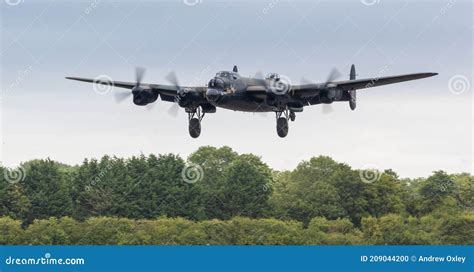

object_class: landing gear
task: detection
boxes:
[277,117,288,137]
[187,107,204,138]
[289,111,296,122]
[189,118,201,138]
[349,90,356,110]
[275,109,293,138]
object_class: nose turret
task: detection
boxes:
[206,88,224,102]
[208,77,226,89]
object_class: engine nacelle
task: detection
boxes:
[177,88,206,108]
[132,88,158,106]
[201,103,217,113]
[320,88,343,103]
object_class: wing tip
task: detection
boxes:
[417,72,438,78]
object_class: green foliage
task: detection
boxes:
[360,213,473,245]
[189,147,272,220]
[2,214,469,245]
[26,218,70,245]
[227,217,304,245]
[306,217,363,245]
[439,213,474,244]
[0,217,24,244]
[0,146,472,245]
[271,157,348,224]
[21,159,73,224]
[419,171,459,214]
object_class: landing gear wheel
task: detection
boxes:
[189,118,201,138]
[276,117,289,138]
[187,107,205,138]
[349,100,356,111]
[289,111,296,122]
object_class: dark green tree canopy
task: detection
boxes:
[0,147,472,237]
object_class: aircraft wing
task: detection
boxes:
[65,76,201,101]
[290,72,438,98]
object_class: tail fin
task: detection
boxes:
[350,64,356,80]
[349,64,356,110]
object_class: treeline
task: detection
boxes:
[0,146,473,244]
[1,214,472,245]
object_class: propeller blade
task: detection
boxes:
[322,104,334,114]
[325,68,341,84]
[146,102,156,111]
[114,91,132,103]
[166,71,180,88]
[135,67,146,85]
[167,103,179,117]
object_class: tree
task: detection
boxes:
[363,170,404,218]
[189,146,238,219]
[306,217,363,245]
[220,154,273,219]
[419,171,459,214]
[439,213,474,244]
[271,156,348,224]
[0,217,25,244]
[144,154,205,220]
[21,159,72,223]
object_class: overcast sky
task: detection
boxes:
[1,0,472,178]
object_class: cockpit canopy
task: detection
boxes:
[265,73,280,81]
[216,71,239,80]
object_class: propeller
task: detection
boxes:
[113,67,146,104]
[135,67,145,85]
[145,71,181,115]
[114,91,132,103]
[165,71,183,118]
[322,104,334,114]
[324,68,341,87]
[166,71,180,88]
[322,68,341,114]
[167,104,180,117]
[302,68,341,114]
